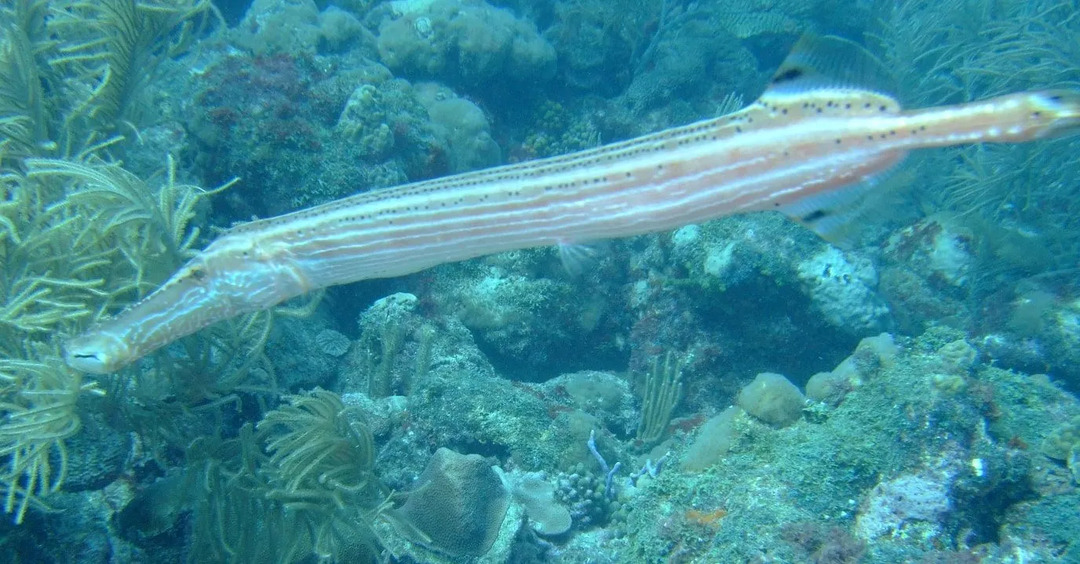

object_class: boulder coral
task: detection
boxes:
[414,83,502,172]
[737,372,805,428]
[376,0,556,92]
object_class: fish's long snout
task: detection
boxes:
[1033,90,1080,138]
[63,331,130,374]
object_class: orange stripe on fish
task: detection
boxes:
[63,36,1080,373]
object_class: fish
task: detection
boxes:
[62,36,1080,374]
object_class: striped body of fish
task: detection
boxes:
[63,37,1080,373]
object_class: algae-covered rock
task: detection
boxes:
[1042,416,1080,462]
[855,474,951,541]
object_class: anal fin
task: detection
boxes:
[778,161,910,247]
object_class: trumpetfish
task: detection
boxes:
[63,36,1080,374]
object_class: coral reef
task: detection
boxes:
[515,100,601,160]
[427,251,624,379]
[4,1,1080,563]
[413,82,502,172]
[553,463,618,530]
[627,212,887,404]
[190,52,439,217]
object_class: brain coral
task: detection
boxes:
[376,0,556,90]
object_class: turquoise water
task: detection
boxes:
[1,0,1080,562]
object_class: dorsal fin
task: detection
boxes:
[769,35,897,95]
[754,34,902,118]
[754,35,909,245]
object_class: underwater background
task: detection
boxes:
[2,0,1080,562]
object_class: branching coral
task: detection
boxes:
[260,389,383,558]
[0,17,49,162]
[636,352,684,444]
[1,0,215,160]
[0,353,94,524]
[187,390,386,562]
[259,388,378,502]
[0,148,242,527]
[0,154,221,523]
[47,0,215,144]
[0,0,276,532]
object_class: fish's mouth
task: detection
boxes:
[63,331,130,374]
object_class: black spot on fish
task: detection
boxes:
[773,67,804,84]
[802,209,828,223]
